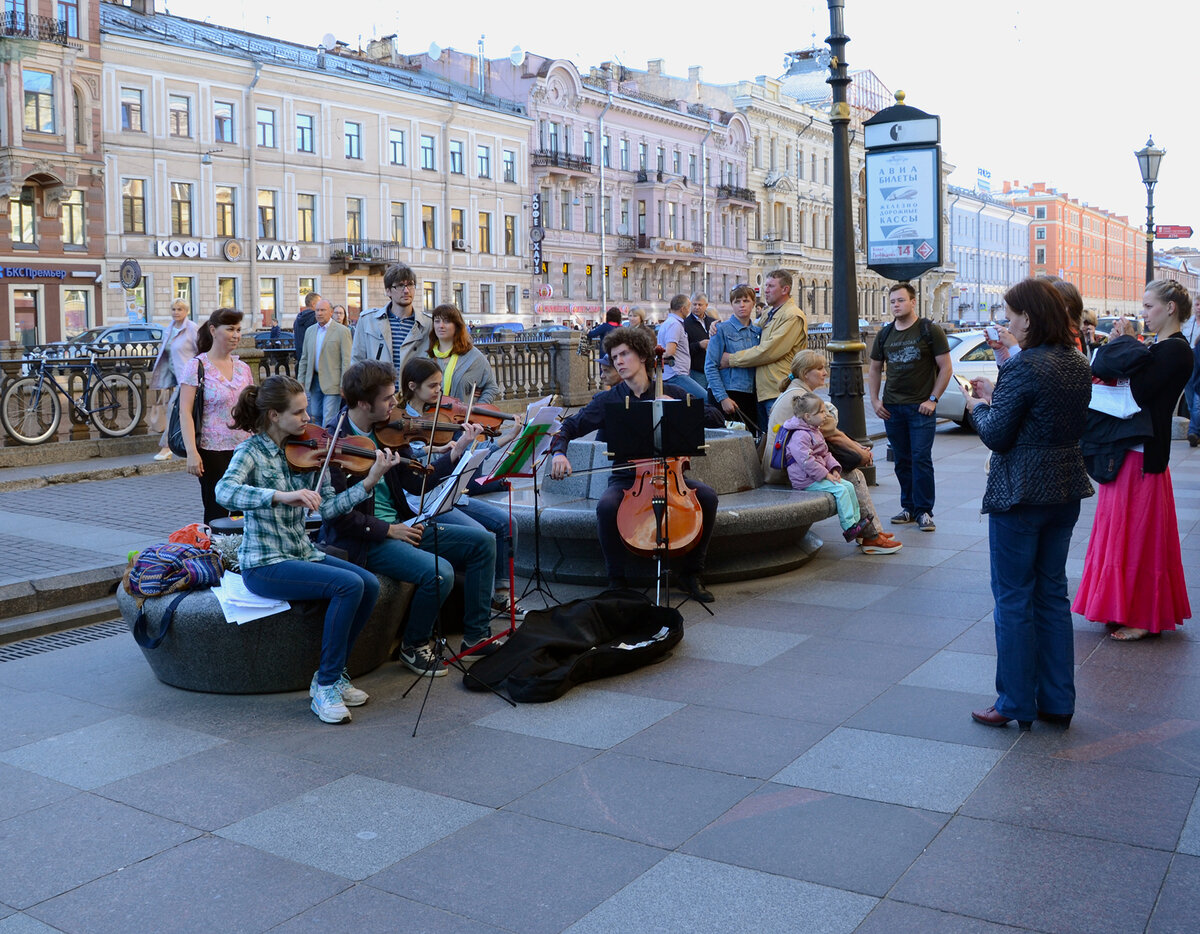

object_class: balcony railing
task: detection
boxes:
[716,184,756,203]
[328,239,400,270]
[531,150,593,173]
[2,12,74,46]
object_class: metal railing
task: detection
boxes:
[329,239,401,265]
[716,184,756,203]
[531,150,593,173]
[1,12,73,45]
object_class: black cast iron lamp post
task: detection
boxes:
[1135,136,1164,286]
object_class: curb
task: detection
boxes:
[0,456,186,493]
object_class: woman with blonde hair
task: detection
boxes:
[149,298,198,460]
[762,349,901,554]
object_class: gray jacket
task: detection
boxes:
[433,346,499,404]
[350,303,430,377]
[972,344,1094,514]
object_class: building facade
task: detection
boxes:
[100,1,530,332]
[1,0,106,346]
[1000,180,1142,315]
[412,51,754,325]
[946,185,1032,322]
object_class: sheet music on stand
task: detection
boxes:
[483,405,562,482]
[406,448,489,525]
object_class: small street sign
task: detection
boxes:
[1155,225,1193,239]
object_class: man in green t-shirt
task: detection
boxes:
[867,282,953,532]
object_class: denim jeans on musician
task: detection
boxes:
[988,500,1081,721]
[364,520,494,646]
[595,474,718,581]
[883,403,936,515]
[240,554,380,686]
[439,498,514,590]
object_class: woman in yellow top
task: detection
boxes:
[426,304,500,405]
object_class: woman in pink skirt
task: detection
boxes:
[1073,279,1193,640]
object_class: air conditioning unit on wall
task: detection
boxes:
[452,238,468,251]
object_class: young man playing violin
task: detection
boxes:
[549,326,722,602]
[320,360,499,674]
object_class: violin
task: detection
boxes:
[614,347,704,557]
[285,425,429,476]
[373,412,459,449]
[422,395,518,438]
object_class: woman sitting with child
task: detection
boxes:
[782,394,874,543]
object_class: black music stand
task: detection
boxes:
[603,397,710,612]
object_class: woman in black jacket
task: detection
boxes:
[1073,279,1193,641]
[964,278,1094,730]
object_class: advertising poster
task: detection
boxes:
[865,146,940,276]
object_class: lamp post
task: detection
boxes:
[1135,136,1165,285]
[825,0,868,452]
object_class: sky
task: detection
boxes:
[167,0,1199,248]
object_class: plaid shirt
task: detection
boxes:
[216,433,370,569]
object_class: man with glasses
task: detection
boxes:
[351,264,430,388]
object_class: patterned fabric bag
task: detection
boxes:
[123,543,224,649]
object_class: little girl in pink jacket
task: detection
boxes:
[784,394,873,541]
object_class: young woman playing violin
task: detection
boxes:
[215,375,403,725]
[400,357,525,618]
[320,360,499,671]
[549,326,722,602]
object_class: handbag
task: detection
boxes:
[828,440,863,473]
[167,357,205,457]
[1088,379,1140,420]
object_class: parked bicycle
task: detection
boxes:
[1,345,143,444]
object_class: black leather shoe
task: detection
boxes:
[1036,710,1073,727]
[1189,434,1199,448]
[679,574,715,603]
[971,705,1032,731]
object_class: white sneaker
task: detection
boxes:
[310,683,351,723]
[309,670,369,707]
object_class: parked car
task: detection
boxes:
[471,322,525,342]
[251,329,294,350]
[69,323,163,347]
[933,330,1000,428]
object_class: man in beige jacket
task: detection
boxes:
[720,268,807,431]
[298,297,353,428]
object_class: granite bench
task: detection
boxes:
[485,429,837,585]
[117,574,416,694]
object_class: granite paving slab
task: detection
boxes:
[0,691,119,754]
[271,884,509,934]
[354,725,596,808]
[1017,712,1200,778]
[834,610,972,650]
[960,751,1198,849]
[862,584,997,620]
[474,686,683,748]
[584,655,755,705]
[681,783,946,896]
[1180,786,1200,856]
[844,685,1022,750]
[0,793,198,909]
[370,811,664,934]
[217,774,489,881]
[901,649,997,693]
[675,621,809,666]
[94,741,346,831]
[0,915,62,934]
[613,704,829,779]
[762,635,935,683]
[0,713,225,790]
[853,899,1027,933]
[891,815,1171,934]
[0,763,77,823]
[1147,853,1200,934]
[564,852,876,934]
[26,836,348,934]
[506,751,759,848]
[773,728,1003,812]
[703,665,889,724]
[754,578,897,610]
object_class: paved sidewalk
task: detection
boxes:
[1,429,1199,932]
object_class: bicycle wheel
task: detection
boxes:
[89,372,143,437]
[1,376,61,444]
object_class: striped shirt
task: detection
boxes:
[215,433,370,569]
[388,310,416,382]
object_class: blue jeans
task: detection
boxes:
[364,521,494,646]
[664,373,708,400]
[241,554,380,686]
[307,377,340,431]
[989,500,1081,721]
[884,403,936,515]
[439,498,513,590]
[1186,342,1200,436]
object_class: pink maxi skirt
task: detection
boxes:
[1072,451,1190,631]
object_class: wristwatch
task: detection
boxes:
[928,395,938,403]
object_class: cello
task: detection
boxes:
[614,348,704,558]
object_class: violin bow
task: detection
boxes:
[313,411,348,500]
[416,386,442,519]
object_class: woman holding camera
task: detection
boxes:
[964,278,1094,730]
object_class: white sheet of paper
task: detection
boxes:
[211,571,291,625]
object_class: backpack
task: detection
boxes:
[877,316,935,353]
[123,543,225,649]
[769,424,797,471]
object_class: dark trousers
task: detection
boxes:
[198,448,234,524]
[989,501,1081,721]
[596,472,718,582]
[725,390,759,434]
[883,403,936,515]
